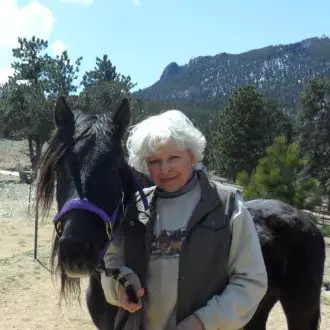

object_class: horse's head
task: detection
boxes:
[36,96,142,298]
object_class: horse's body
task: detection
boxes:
[36,96,325,330]
[244,199,325,329]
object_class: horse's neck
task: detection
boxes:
[120,164,153,206]
[130,167,153,188]
[119,164,139,202]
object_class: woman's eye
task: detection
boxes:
[148,160,159,164]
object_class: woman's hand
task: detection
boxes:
[117,284,145,313]
[176,314,204,330]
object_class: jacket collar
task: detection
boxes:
[135,170,223,232]
[186,170,223,233]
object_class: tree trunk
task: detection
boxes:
[28,135,43,175]
[28,136,35,168]
[35,136,42,169]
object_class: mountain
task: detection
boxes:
[134,36,330,111]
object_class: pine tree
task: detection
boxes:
[236,136,321,209]
[206,86,292,180]
[296,78,330,210]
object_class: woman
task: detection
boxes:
[101,109,268,330]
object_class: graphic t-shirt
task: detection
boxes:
[144,174,201,330]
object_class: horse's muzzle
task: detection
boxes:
[58,237,98,277]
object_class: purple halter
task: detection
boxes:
[53,172,149,261]
[54,198,121,226]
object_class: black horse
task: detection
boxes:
[244,199,325,329]
[36,96,325,330]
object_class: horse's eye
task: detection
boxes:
[55,222,63,236]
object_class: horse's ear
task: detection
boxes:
[112,97,131,137]
[54,96,74,127]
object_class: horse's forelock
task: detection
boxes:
[36,112,114,215]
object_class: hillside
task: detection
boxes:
[134,36,330,111]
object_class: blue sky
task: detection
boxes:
[0,0,329,90]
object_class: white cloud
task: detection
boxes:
[133,0,141,7]
[0,1,55,84]
[0,66,14,84]
[51,40,68,56]
[60,0,95,5]
[0,0,54,48]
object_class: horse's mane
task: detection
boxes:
[36,112,113,216]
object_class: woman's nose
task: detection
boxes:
[160,160,169,173]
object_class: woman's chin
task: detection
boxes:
[159,180,180,192]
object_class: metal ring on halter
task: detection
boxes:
[105,222,113,240]
[55,221,62,237]
[105,191,124,241]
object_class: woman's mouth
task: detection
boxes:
[161,176,178,182]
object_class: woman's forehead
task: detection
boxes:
[148,143,186,157]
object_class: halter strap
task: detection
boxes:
[53,198,120,225]
[130,169,149,211]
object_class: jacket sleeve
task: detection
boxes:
[101,236,141,306]
[194,194,268,330]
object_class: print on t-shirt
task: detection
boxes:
[151,228,186,259]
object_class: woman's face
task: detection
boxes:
[146,143,195,192]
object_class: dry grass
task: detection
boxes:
[0,139,30,171]
[0,142,329,329]
[0,180,93,329]
[0,179,329,329]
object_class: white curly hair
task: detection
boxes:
[126,109,206,174]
